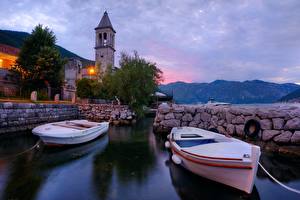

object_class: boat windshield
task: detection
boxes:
[175,139,217,148]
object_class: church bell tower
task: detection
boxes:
[95,11,115,75]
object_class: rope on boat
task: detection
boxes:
[258,162,300,194]
[0,139,42,160]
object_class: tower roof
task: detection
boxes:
[95,11,116,33]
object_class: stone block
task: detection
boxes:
[235,125,244,136]
[200,112,211,122]
[30,91,37,102]
[174,113,183,120]
[54,94,60,102]
[291,131,300,144]
[232,115,245,125]
[182,113,193,122]
[189,121,199,127]
[217,126,226,134]
[273,131,292,144]
[226,124,235,135]
[158,103,170,114]
[185,106,196,115]
[260,119,272,130]
[161,119,180,128]
[225,112,235,124]
[272,118,285,130]
[262,130,280,141]
[173,105,185,113]
[165,113,175,120]
[284,118,300,130]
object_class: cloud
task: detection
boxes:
[0,0,299,83]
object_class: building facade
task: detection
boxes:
[0,44,19,96]
[95,11,116,76]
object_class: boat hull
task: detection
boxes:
[33,121,109,146]
[171,144,260,194]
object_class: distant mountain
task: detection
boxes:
[0,29,94,66]
[279,88,300,102]
[159,80,300,104]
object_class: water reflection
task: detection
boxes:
[0,118,299,200]
[0,135,108,200]
[93,120,156,199]
[257,153,300,182]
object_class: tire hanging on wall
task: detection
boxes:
[244,119,261,138]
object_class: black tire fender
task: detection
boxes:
[244,119,261,138]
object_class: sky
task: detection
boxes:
[0,0,299,84]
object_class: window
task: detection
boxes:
[103,33,107,40]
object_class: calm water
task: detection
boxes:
[0,118,300,200]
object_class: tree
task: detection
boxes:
[112,51,163,115]
[76,78,104,99]
[11,24,65,92]
[76,78,93,98]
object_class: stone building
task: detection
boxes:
[95,11,116,75]
[62,58,82,100]
[0,44,19,96]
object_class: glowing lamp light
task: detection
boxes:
[0,59,3,68]
[89,67,95,75]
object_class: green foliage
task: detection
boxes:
[76,78,105,99]
[76,78,93,98]
[76,52,163,116]
[112,51,163,115]
[10,24,66,90]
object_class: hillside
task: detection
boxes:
[159,80,300,104]
[279,88,300,102]
[0,29,94,66]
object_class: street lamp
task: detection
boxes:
[88,67,95,79]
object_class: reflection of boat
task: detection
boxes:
[168,160,260,199]
[32,120,109,145]
[166,127,261,194]
[41,134,109,167]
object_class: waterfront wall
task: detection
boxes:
[153,103,300,145]
[0,102,136,135]
[0,102,78,134]
[78,104,136,125]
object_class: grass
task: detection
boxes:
[0,98,73,104]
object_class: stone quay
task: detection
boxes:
[0,102,135,135]
[153,103,300,155]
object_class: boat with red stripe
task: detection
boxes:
[165,126,261,194]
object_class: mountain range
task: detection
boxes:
[159,80,300,104]
[0,29,94,66]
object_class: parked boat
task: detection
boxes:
[33,120,109,146]
[165,127,261,194]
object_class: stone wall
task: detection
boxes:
[78,104,135,125]
[153,103,300,145]
[0,102,78,134]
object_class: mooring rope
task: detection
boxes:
[258,162,300,194]
[0,139,42,160]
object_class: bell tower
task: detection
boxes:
[95,11,115,76]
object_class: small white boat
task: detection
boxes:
[32,120,109,146]
[165,127,261,194]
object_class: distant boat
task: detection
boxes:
[33,120,109,146]
[165,127,261,194]
[207,97,231,105]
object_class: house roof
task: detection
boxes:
[95,11,116,33]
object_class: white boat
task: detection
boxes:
[165,127,261,194]
[32,120,109,146]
